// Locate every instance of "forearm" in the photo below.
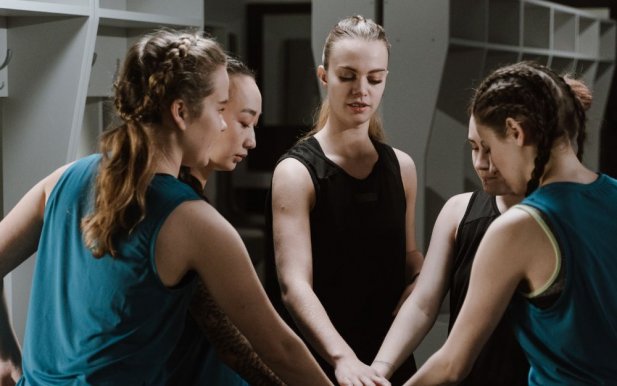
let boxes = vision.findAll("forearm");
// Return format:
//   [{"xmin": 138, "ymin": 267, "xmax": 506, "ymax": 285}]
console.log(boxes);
[
  {"xmin": 282, "ymin": 284, "xmax": 356, "ymax": 366},
  {"xmin": 403, "ymin": 348, "xmax": 464, "ymax": 386},
  {"xmin": 373, "ymin": 297, "xmax": 438, "ymax": 378},
  {"xmin": 189, "ymin": 281, "xmax": 285, "ymax": 386}
]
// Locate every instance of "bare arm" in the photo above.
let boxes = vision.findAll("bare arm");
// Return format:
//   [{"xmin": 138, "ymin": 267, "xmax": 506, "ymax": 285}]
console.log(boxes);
[
  {"xmin": 189, "ymin": 280, "xmax": 284, "ymax": 386},
  {"xmin": 271, "ymin": 158, "xmax": 387, "ymax": 386},
  {"xmin": 155, "ymin": 198, "xmax": 333, "ymax": 386},
  {"xmin": 0, "ymin": 165, "xmax": 68, "ymax": 385},
  {"xmin": 404, "ymin": 209, "xmax": 555, "ymax": 385},
  {"xmin": 372, "ymin": 193, "xmax": 471, "ymax": 378},
  {"xmin": 392, "ymin": 150, "xmax": 425, "ymax": 314}
]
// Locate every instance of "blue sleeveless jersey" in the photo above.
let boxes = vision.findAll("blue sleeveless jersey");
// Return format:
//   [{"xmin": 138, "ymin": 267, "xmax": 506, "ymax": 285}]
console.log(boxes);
[
  {"xmin": 510, "ymin": 174, "xmax": 617, "ymax": 385},
  {"xmin": 18, "ymin": 154, "xmax": 201, "ymax": 386}
]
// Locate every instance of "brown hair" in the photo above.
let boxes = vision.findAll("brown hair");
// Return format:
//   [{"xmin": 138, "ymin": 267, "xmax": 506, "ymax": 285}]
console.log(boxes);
[
  {"xmin": 303, "ymin": 15, "xmax": 390, "ymax": 142},
  {"xmin": 226, "ymin": 55, "xmax": 255, "ymax": 79},
  {"xmin": 82, "ymin": 29, "xmax": 226, "ymax": 257},
  {"xmin": 470, "ymin": 61, "xmax": 589, "ymax": 196}
]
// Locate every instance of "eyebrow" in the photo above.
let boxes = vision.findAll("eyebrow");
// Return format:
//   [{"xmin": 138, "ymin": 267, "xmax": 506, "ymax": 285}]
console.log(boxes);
[{"xmin": 337, "ymin": 66, "xmax": 387, "ymax": 74}]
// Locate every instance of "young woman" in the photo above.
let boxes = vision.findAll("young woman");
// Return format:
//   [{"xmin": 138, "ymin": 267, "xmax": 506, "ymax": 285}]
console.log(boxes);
[
  {"xmin": 405, "ymin": 61, "xmax": 617, "ymax": 385},
  {"xmin": 0, "ymin": 30, "xmax": 331, "ymax": 386},
  {"xmin": 371, "ymin": 76, "xmax": 592, "ymax": 386},
  {"xmin": 371, "ymin": 115, "xmax": 528, "ymax": 385},
  {"xmin": 166, "ymin": 57, "xmax": 282, "ymax": 386},
  {"xmin": 266, "ymin": 15, "xmax": 422, "ymax": 386}
]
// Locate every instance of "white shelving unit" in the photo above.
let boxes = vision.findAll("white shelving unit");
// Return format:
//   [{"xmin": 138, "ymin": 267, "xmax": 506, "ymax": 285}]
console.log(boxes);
[
  {"xmin": 390, "ymin": 0, "xmax": 615, "ymax": 247},
  {"xmin": 1, "ymin": 0, "xmax": 203, "ymax": 343}
]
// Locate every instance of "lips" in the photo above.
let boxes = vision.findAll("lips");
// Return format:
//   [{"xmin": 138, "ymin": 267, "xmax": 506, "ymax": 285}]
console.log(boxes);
[{"xmin": 348, "ymin": 102, "xmax": 368, "ymax": 108}]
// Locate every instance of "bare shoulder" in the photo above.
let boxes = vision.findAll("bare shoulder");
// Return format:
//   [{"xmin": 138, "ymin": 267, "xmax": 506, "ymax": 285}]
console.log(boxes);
[
  {"xmin": 442, "ymin": 192, "xmax": 474, "ymax": 223},
  {"xmin": 272, "ymin": 158, "xmax": 314, "ymax": 205},
  {"xmin": 157, "ymin": 199, "xmax": 245, "ymax": 270},
  {"xmin": 480, "ymin": 205, "xmax": 546, "ymax": 263},
  {"xmin": 42, "ymin": 162, "xmax": 75, "ymax": 204},
  {"xmin": 273, "ymin": 158, "xmax": 312, "ymax": 185},
  {"xmin": 392, "ymin": 147, "xmax": 416, "ymax": 173},
  {"xmin": 392, "ymin": 148, "xmax": 417, "ymax": 197},
  {"xmin": 487, "ymin": 205, "xmax": 539, "ymax": 240},
  {"xmin": 171, "ymin": 199, "xmax": 235, "ymax": 235}
]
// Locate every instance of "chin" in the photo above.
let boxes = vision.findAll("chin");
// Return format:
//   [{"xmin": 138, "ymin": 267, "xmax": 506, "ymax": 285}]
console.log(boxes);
[
  {"xmin": 483, "ymin": 182, "xmax": 510, "ymax": 196},
  {"xmin": 223, "ymin": 162, "xmax": 237, "ymax": 172}
]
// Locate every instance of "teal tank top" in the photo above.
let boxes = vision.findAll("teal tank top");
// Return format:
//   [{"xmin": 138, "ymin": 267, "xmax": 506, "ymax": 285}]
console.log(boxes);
[
  {"xmin": 19, "ymin": 154, "xmax": 202, "ymax": 385},
  {"xmin": 510, "ymin": 174, "xmax": 617, "ymax": 385}
]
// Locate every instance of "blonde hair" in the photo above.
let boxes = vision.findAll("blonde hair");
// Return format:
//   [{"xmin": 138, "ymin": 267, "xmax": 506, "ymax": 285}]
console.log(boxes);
[
  {"xmin": 81, "ymin": 29, "xmax": 226, "ymax": 257},
  {"xmin": 303, "ymin": 15, "xmax": 390, "ymax": 142}
]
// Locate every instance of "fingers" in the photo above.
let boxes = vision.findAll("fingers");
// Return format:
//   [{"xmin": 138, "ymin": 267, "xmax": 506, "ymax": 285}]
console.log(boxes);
[
  {"xmin": 338, "ymin": 373, "xmax": 390, "ymax": 386},
  {"xmin": 370, "ymin": 374, "xmax": 391, "ymax": 386}
]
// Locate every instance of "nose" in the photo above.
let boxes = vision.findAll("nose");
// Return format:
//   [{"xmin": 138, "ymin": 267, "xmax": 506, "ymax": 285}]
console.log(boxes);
[
  {"xmin": 488, "ymin": 156, "xmax": 498, "ymax": 175},
  {"xmin": 352, "ymin": 76, "xmax": 368, "ymax": 96},
  {"xmin": 244, "ymin": 127, "xmax": 256, "ymax": 150},
  {"xmin": 474, "ymin": 149, "xmax": 489, "ymax": 171},
  {"xmin": 220, "ymin": 116, "xmax": 228, "ymax": 132}
]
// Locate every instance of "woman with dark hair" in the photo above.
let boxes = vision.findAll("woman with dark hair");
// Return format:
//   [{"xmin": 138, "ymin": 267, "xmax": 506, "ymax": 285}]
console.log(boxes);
[
  {"xmin": 404, "ymin": 61, "xmax": 617, "ymax": 385},
  {"xmin": 167, "ymin": 56, "xmax": 285, "ymax": 386},
  {"xmin": 371, "ymin": 75, "xmax": 592, "ymax": 386}
]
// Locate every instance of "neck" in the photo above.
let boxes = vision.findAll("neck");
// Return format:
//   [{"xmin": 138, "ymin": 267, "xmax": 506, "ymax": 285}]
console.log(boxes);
[
  {"xmin": 148, "ymin": 123, "xmax": 182, "ymax": 176},
  {"xmin": 192, "ymin": 165, "xmax": 213, "ymax": 189},
  {"xmin": 317, "ymin": 120, "xmax": 373, "ymax": 156},
  {"xmin": 495, "ymin": 194, "xmax": 523, "ymax": 213},
  {"xmin": 539, "ymin": 144, "xmax": 595, "ymax": 186}
]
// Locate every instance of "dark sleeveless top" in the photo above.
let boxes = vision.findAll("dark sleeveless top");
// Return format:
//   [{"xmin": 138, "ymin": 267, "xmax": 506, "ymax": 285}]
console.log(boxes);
[
  {"xmin": 265, "ymin": 136, "xmax": 415, "ymax": 383},
  {"xmin": 449, "ymin": 190, "xmax": 529, "ymax": 386}
]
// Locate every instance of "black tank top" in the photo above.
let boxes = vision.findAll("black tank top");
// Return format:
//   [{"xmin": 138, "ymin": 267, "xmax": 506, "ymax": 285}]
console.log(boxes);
[
  {"xmin": 450, "ymin": 190, "xmax": 529, "ymax": 385},
  {"xmin": 265, "ymin": 136, "xmax": 415, "ymax": 383}
]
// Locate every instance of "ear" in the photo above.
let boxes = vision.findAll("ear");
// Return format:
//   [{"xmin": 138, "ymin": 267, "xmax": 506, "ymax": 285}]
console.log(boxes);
[
  {"xmin": 505, "ymin": 117, "xmax": 525, "ymax": 146},
  {"xmin": 317, "ymin": 65, "xmax": 327, "ymax": 86},
  {"xmin": 170, "ymin": 99, "xmax": 188, "ymax": 131}
]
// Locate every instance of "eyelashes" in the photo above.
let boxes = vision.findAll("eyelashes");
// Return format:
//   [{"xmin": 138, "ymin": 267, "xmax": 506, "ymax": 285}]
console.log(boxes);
[{"xmin": 337, "ymin": 75, "xmax": 383, "ymax": 85}]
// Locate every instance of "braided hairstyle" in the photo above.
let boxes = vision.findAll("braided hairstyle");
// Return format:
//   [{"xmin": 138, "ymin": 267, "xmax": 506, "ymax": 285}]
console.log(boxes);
[
  {"xmin": 470, "ymin": 61, "xmax": 588, "ymax": 196},
  {"xmin": 304, "ymin": 15, "xmax": 390, "ymax": 142},
  {"xmin": 82, "ymin": 29, "xmax": 226, "ymax": 257}
]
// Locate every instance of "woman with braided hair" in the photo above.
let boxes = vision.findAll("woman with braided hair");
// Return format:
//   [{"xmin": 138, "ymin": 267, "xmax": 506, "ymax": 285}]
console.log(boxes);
[
  {"xmin": 0, "ymin": 29, "xmax": 332, "ymax": 386},
  {"xmin": 400, "ymin": 61, "xmax": 617, "ymax": 385}
]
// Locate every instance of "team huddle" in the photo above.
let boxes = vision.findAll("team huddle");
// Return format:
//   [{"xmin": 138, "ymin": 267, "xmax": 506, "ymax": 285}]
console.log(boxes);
[{"xmin": 1, "ymin": 15, "xmax": 616, "ymax": 386}]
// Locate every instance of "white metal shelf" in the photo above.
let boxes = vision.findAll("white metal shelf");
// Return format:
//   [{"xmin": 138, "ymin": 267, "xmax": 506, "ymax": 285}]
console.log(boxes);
[{"xmin": 98, "ymin": 8, "xmax": 201, "ymax": 29}]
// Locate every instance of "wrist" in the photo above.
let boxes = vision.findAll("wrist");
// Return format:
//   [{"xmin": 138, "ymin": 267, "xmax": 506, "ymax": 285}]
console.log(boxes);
[
  {"xmin": 371, "ymin": 359, "xmax": 393, "ymax": 377},
  {"xmin": 331, "ymin": 350, "xmax": 358, "ymax": 366}
]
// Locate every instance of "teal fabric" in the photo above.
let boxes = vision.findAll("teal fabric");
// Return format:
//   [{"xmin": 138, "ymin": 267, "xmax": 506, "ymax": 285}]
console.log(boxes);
[
  {"xmin": 18, "ymin": 154, "xmax": 201, "ymax": 386},
  {"xmin": 511, "ymin": 174, "xmax": 617, "ymax": 385}
]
